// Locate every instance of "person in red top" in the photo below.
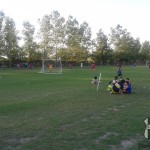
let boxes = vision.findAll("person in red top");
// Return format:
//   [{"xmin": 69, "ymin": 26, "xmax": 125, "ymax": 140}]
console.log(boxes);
[{"xmin": 91, "ymin": 63, "xmax": 96, "ymax": 70}]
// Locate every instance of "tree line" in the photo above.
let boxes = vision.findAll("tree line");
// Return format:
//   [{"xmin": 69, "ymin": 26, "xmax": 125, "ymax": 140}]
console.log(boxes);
[{"xmin": 0, "ymin": 10, "xmax": 150, "ymax": 66}]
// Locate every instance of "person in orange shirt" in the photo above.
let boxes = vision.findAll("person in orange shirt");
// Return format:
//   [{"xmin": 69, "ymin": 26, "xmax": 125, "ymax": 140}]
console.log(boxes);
[{"xmin": 48, "ymin": 64, "xmax": 53, "ymax": 71}]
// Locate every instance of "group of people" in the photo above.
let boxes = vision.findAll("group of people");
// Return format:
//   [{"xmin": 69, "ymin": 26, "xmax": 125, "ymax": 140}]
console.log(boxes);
[
  {"xmin": 91, "ymin": 75, "xmax": 132, "ymax": 94},
  {"xmin": 108, "ymin": 65, "xmax": 131, "ymax": 94},
  {"xmin": 107, "ymin": 76, "xmax": 132, "ymax": 94},
  {"xmin": 91, "ymin": 65, "xmax": 132, "ymax": 94}
]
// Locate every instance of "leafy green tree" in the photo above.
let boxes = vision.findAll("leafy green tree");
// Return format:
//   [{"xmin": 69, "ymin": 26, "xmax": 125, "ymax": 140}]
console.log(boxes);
[
  {"xmin": 0, "ymin": 11, "xmax": 5, "ymax": 56},
  {"xmin": 110, "ymin": 24, "xmax": 141, "ymax": 64},
  {"xmin": 57, "ymin": 47, "xmax": 89, "ymax": 64},
  {"xmin": 65, "ymin": 16, "xmax": 90, "ymax": 63},
  {"xmin": 3, "ymin": 17, "xmax": 20, "ymax": 61},
  {"xmin": 69, "ymin": 48, "xmax": 89, "ymax": 63},
  {"xmin": 38, "ymin": 15, "xmax": 51, "ymax": 58},
  {"xmin": 128, "ymin": 38, "xmax": 141, "ymax": 63},
  {"xmin": 79, "ymin": 21, "xmax": 92, "ymax": 50},
  {"xmin": 22, "ymin": 21, "xmax": 38, "ymax": 61},
  {"xmin": 110, "ymin": 25, "xmax": 131, "ymax": 52},
  {"xmin": 141, "ymin": 41, "xmax": 150, "ymax": 59},
  {"xmin": 57, "ymin": 48, "xmax": 71, "ymax": 64},
  {"xmin": 141, "ymin": 41, "xmax": 150, "ymax": 54},
  {"xmin": 93, "ymin": 29, "xmax": 110, "ymax": 64},
  {"xmin": 65, "ymin": 15, "xmax": 80, "ymax": 49},
  {"xmin": 38, "ymin": 11, "xmax": 65, "ymax": 58},
  {"xmin": 49, "ymin": 11, "xmax": 65, "ymax": 57}
]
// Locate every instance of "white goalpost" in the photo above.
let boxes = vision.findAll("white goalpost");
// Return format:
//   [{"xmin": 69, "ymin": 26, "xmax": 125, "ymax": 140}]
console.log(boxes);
[
  {"xmin": 39, "ymin": 58, "xmax": 62, "ymax": 74},
  {"xmin": 146, "ymin": 61, "xmax": 150, "ymax": 67}
]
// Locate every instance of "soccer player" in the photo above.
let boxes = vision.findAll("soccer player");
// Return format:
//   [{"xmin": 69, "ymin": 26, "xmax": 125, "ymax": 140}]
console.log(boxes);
[
  {"xmin": 117, "ymin": 66, "xmax": 122, "ymax": 79},
  {"xmin": 91, "ymin": 63, "xmax": 96, "ymax": 71}
]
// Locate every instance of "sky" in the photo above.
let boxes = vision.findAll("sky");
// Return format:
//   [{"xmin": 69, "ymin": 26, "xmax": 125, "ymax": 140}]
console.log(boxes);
[{"xmin": 0, "ymin": 0, "xmax": 150, "ymax": 42}]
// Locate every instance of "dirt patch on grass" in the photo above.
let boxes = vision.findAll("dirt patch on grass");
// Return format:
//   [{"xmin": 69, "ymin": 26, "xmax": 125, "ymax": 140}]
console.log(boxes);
[
  {"xmin": 58, "ymin": 124, "xmax": 72, "ymax": 132},
  {"xmin": 119, "ymin": 105, "xmax": 125, "ymax": 108},
  {"xmin": 100, "ymin": 110, "xmax": 108, "ymax": 116},
  {"xmin": 110, "ymin": 138, "xmax": 138, "ymax": 150},
  {"xmin": 6, "ymin": 136, "xmax": 38, "ymax": 145},
  {"xmin": 108, "ymin": 107, "xmax": 119, "ymax": 112},
  {"xmin": 20, "ymin": 137, "xmax": 38, "ymax": 144},
  {"xmin": 121, "ymin": 139, "xmax": 136, "ymax": 149},
  {"xmin": 95, "ymin": 132, "xmax": 118, "ymax": 144},
  {"xmin": 108, "ymin": 105, "xmax": 127, "ymax": 112},
  {"xmin": 110, "ymin": 134, "xmax": 144, "ymax": 150},
  {"xmin": 4, "ymin": 136, "xmax": 38, "ymax": 150}
]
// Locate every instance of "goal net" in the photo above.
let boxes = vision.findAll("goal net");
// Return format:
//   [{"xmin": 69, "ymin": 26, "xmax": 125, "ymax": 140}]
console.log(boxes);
[
  {"xmin": 146, "ymin": 61, "xmax": 150, "ymax": 67},
  {"xmin": 39, "ymin": 58, "xmax": 62, "ymax": 74}
]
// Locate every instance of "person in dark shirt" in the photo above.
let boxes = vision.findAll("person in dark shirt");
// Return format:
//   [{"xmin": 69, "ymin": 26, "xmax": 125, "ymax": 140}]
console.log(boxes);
[
  {"xmin": 123, "ymin": 81, "xmax": 132, "ymax": 94},
  {"xmin": 117, "ymin": 66, "xmax": 122, "ymax": 79},
  {"xmin": 111, "ymin": 79, "xmax": 125, "ymax": 94}
]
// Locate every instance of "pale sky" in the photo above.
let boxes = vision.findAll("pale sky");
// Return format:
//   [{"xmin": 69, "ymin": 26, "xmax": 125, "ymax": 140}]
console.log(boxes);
[{"xmin": 0, "ymin": 0, "xmax": 150, "ymax": 42}]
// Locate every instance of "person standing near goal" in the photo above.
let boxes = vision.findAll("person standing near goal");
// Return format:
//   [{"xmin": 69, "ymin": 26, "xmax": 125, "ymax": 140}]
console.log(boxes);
[{"xmin": 48, "ymin": 64, "xmax": 53, "ymax": 72}]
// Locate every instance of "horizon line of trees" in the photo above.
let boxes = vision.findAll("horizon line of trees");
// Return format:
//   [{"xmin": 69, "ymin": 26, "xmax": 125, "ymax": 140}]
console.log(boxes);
[{"xmin": 0, "ymin": 10, "xmax": 150, "ymax": 66}]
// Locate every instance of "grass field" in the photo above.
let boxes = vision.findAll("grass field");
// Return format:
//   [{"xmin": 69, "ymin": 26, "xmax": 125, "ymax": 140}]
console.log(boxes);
[{"xmin": 0, "ymin": 66, "xmax": 150, "ymax": 150}]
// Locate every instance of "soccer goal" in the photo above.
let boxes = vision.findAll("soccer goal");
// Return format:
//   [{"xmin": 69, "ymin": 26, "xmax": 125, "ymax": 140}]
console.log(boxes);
[
  {"xmin": 39, "ymin": 58, "xmax": 62, "ymax": 74},
  {"xmin": 146, "ymin": 61, "xmax": 150, "ymax": 67}
]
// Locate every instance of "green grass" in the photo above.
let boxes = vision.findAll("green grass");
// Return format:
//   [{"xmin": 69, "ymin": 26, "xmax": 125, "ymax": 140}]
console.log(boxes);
[{"xmin": 0, "ymin": 66, "xmax": 150, "ymax": 150}]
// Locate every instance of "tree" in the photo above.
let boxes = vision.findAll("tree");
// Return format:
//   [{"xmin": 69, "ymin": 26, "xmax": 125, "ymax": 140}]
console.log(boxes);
[
  {"xmin": 22, "ymin": 21, "xmax": 38, "ymax": 61},
  {"xmin": 109, "ymin": 24, "xmax": 141, "ymax": 64},
  {"xmin": 57, "ymin": 47, "xmax": 88, "ymax": 64},
  {"xmin": 57, "ymin": 48, "xmax": 71, "ymax": 64},
  {"xmin": 0, "ymin": 11, "xmax": 5, "ymax": 56},
  {"xmin": 65, "ymin": 15, "xmax": 80, "ymax": 49},
  {"xmin": 65, "ymin": 16, "xmax": 90, "ymax": 63},
  {"xmin": 140, "ymin": 41, "xmax": 150, "ymax": 61},
  {"xmin": 141, "ymin": 41, "xmax": 150, "ymax": 55},
  {"xmin": 110, "ymin": 25, "xmax": 131, "ymax": 52},
  {"xmin": 49, "ymin": 11, "xmax": 65, "ymax": 58},
  {"xmin": 93, "ymin": 29, "xmax": 110, "ymax": 64},
  {"xmin": 38, "ymin": 11, "xmax": 65, "ymax": 58},
  {"xmin": 3, "ymin": 17, "xmax": 20, "ymax": 61},
  {"xmin": 128, "ymin": 37, "xmax": 141, "ymax": 63},
  {"xmin": 79, "ymin": 21, "xmax": 92, "ymax": 50},
  {"xmin": 38, "ymin": 15, "xmax": 51, "ymax": 58}
]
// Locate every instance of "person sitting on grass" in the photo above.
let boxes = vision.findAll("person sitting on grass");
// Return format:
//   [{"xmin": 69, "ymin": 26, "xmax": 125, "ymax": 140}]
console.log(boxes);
[
  {"xmin": 111, "ymin": 79, "xmax": 125, "ymax": 94},
  {"xmin": 112, "ymin": 76, "xmax": 119, "ymax": 85},
  {"xmin": 91, "ymin": 76, "xmax": 99, "ymax": 85},
  {"xmin": 126, "ymin": 77, "xmax": 131, "ymax": 85},
  {"xmin": 123, "ymin": 81, "xmax": 132, "ymax": 94},
  {"xmin": 107, "ymin": 81, "xmax": 113, "ymax": 91}
]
